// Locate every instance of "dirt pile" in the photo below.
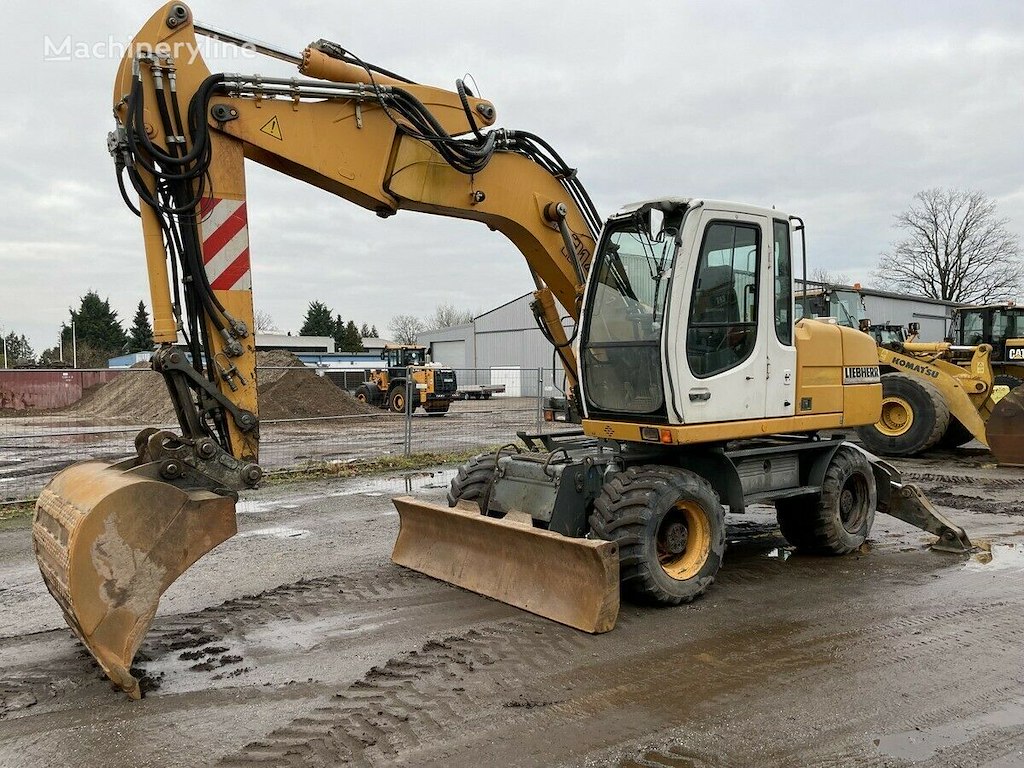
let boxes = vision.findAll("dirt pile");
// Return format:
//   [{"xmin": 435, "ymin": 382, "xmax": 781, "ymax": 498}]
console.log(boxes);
[{"xmin": 67, "ymin": 350, "xmax": 376, "ymax": 423}]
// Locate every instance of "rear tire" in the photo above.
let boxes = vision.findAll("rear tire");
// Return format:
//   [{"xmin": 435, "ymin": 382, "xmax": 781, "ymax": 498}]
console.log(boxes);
[
  {"xmin": 590, "ymin": 466, "xmax": 726, "ymax": 605},
  {"xmin": 855, "ymin": 372, "xmax": 949, "ymax": 456},
  {"xmin": 447, "ymin": 453, "xmax": 498, "ymax": 513},
  {"xmin": 775, "ymin": 446, "xmax": 876, "ymax": 554}
]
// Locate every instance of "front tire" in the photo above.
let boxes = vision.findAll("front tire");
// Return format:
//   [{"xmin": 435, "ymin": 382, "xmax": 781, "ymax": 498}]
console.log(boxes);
[
  {"xmin": 447, "ymin": 453, "xmax": 497, "ymax": 513},
  {"xmin": 856, "ymin": 372, "xmax": 949, "ymax": 456},
  {"xmin": 590, "ymin": 466, "xmax": 726, "ymax": 605},
  {"xmin": 775, "ymin": 446, "xmax": 876, "ymax": 554},
  {"xmin": 354, "ymin": 384, "xmax": 378, "ymax": 407}
]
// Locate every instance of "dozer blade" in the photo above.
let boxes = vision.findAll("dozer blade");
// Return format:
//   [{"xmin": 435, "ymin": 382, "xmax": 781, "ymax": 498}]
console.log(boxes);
[
  {"xmin": 33, "ymin": 460, "xmax": 237, "ymax": 699},
  {"xmin": 391, "ymin": 497, "xmax": 619, "ymax": 633},
  {"xmin": 987, "ymin": 387, "xmax": 1024, "ymax": 467}
]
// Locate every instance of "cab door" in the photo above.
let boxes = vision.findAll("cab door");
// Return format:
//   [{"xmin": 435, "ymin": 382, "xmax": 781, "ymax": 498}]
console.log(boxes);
[
  {"xmin": 673, "ymin": 211, "xmax": 769, "ymax": 423},
  {"xmin": 764, "ymin": 218, "xmax": 797, "ymax": 418}
]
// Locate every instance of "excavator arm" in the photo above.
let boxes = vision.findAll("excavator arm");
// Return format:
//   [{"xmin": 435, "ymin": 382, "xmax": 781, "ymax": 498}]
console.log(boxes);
[{"xmin": 34, "ymin": 2, "xmax": 603, "ymax": 698}]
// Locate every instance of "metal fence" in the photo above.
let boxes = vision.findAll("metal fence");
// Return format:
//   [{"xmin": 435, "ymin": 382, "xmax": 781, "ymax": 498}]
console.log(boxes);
[{"xmin": 0, "ymin": 366, "xmax": 571, "ymax": 503}]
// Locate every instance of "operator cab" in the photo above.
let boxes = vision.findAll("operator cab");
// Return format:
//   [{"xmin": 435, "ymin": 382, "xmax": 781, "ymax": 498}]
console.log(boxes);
[
  {"xmin": 383, "ymin": 345, "xmax": 426, "ymax": 368},
  {"xmin": 579, "ymin": 198, "xmax": 797, "ymax": 426},
  {"xmin": 952, "ymin": 304, "xmax": 1022, "ymax": 360}
]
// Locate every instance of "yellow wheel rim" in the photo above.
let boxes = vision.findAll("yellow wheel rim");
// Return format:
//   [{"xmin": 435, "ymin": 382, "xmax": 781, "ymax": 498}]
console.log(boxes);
[
  {"xmin": 877, "ymin": 396, "xmax": 914, "ymax": 436},
  {"xmin": 657, "ymin": 501, "xmax": 712, "ymax": 581},
  {"xmin": 356, "ymin": 392, "xmax": 367, "ymax": 403},
  {"xmin": 393, "ymin": 393, "xmax": 405, "ymax": 410}
]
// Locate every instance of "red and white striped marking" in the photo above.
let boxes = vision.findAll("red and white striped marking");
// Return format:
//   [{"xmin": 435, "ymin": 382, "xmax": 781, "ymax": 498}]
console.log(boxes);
[{"xmin": 198, "ymin": 197, "xmax": 251, "ymax": 291}]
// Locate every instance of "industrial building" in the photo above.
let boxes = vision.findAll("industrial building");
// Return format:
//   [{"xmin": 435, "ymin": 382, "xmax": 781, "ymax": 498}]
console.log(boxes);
[
  {"xmin": 419, "ymin": 285, "xmax": 963, "ymax": 398},
  {"xmin": 418, "ymin": 294, "xmax": 567, "ymax": 398}
]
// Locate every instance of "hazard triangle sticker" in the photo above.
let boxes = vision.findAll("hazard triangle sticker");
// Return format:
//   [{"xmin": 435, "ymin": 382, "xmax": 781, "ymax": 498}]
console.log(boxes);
[{"xmin": 260, "ymin": 116, "xmax": 283, "ymax": 140}]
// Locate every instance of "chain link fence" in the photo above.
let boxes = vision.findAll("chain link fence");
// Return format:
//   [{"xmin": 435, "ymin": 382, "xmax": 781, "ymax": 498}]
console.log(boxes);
[{"xmin": 0, "ymin": 366, "xmax": 575, "ymax": 503}]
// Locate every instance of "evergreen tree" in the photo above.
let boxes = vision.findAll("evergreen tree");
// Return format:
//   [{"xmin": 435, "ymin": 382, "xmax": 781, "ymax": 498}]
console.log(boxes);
[
  {"xmin": 369, "ymin": 325, "xmax": 379, "ymax": 338},
  {"xmin": 332, "ymin": 314, "xmax": 346, "ymax": 352},
  {"xmin": 343, "ymin": 320, "xmax": 363, "ymax": 351},
  {"xmin": 299, "ymin": 301, "xmax": 335, "ymax": 336},
  {"xmin": 61, "ymin": 291, "xmax": 128, "ymax": 366},
  {"xmin": 3, "ymin": 333, "xmax": 34, "ymax": 366},
  {"xmin": 127, "ymin": 300, "xmax": 154, "ymax": 353},
  {"xmin": 359, "ymin": 322, "xmax": 370, "ymax": 339}
]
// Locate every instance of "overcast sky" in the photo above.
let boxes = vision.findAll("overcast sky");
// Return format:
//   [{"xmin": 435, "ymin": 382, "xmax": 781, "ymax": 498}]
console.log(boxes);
[{"xmin": 3, "ymin": 1, "xmax": 1023, "ymax": 353}]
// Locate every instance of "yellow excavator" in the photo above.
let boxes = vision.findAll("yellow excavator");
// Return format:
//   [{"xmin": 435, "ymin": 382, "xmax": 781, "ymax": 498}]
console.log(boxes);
[{"xmin": 35, "ymin": 3, "xmax": 990, "ymax": 699}]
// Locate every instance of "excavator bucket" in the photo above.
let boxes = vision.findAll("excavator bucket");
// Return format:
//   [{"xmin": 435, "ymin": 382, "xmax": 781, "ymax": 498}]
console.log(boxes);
[
  {"xmin": 987, "ymin": 386, "xmax": 1024, "ymax": 467},
  {"xmin": 391, "ymin": 497, "xmax": 619, "ymax": 633},
  {"xmin": 33, "ymin": 459, "xmax": 237, "ymax": 699}
]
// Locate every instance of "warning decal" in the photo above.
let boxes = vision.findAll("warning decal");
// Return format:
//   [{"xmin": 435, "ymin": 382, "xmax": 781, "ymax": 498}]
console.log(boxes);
[
  {"xmin": 198, "ymin": 197, "xmax": 251, "ymax": 291},
  {"xmin": 260, "ymin": 116, "xmax": 283, "ymax": 140}
]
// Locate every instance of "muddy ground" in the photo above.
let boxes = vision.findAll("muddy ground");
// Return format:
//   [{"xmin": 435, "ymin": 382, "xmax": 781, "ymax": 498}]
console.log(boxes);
[{"xmin": 1, "ymin": 449, "xmax": 1023, "ymax": 767}]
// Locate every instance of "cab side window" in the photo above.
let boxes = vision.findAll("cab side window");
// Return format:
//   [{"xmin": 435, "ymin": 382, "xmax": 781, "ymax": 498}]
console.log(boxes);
[
  {"xmin": 686, "ymin": 222, "xmax": 760, "ymax": 377},
  {"xmin": 773, "ymin": 220, "xmax": 793, "ymax": 345}
]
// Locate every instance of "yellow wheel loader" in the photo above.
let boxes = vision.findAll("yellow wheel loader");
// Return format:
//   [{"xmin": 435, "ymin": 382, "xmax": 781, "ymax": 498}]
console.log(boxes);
[
  {"xmin": 854, "ymin": 339, "xmax": 1024, "ymax": 465},
  {"xmin": 35, "ymin": 3, "xmax": 980, "ymax": 699},
  {"xmin": 354, "ymin": 345, "xmax": 458, "ymax": 414}
]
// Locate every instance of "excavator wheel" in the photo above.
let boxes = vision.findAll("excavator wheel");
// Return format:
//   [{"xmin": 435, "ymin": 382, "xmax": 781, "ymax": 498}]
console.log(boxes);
[
  {"xmin": 856, "ymin": 373, "xmax": 949, "ymax": 456},
  {"xmin": 590, "ymin": 465, "xmax": 725, "ymax": 605},
  {"xmin": 775, "ymin": 446, "xmax": 876, "ymax": 554},
  {"xmin": 987, "ymin": 386, "xmax": 1024, "ymax": 467},
  {"xmin": 446, "ymin": 453, "xmax": 498, "ymax": 513}
]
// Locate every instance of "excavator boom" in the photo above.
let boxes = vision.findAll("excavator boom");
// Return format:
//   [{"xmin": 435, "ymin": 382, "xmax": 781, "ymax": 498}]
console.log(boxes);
[{"xmin": 35, "ymin": 2, "xmax": 608, "ymax": 697}]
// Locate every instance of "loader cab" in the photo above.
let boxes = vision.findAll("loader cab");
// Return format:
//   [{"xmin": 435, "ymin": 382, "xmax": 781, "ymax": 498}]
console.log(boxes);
[
  {"xmin": 383, "ymin": 345, "xmax": 426, "ymax": 371},
  {"xmin": 951, "ymin": 304, "xmax": 1022, "ymax": 360},
  {"xmin": 579, "ymin": 199, "xmax": 797, "ymax": 426}
]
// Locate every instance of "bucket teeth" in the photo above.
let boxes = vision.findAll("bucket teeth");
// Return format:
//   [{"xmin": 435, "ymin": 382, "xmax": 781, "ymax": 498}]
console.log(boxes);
[{"xmin": 33, "ymin": 460, "xmax": 237, "ymax": 699}]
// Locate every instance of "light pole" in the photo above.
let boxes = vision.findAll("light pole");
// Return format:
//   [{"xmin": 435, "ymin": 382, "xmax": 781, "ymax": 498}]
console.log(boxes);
[
  {"xmin": 1, "ymin": 334, "xmax": 6, "ymax": 369},
  {"xmin": 72, "ymin": 318, "xmax": 78, "ymax": 368}
]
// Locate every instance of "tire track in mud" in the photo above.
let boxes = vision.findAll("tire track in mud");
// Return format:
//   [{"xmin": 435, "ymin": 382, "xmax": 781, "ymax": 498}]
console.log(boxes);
[
  {"xmin": 611, "ymin": 591, "xmax": 1024, "ymax": 768},
  {"xmin": 216, "ymin": 580, "xmax": 1024, "ymax": 768},
  {"xmin": 218, "ymin": 619, "xmax": 588, "ymax": 767},
  {"xmin": 902, "ymin": 471, "xmax": 1024, "ymax": 489},
  {"xmin": 0, "ymin": 567, "xmax": 439, "ymax": 717}
]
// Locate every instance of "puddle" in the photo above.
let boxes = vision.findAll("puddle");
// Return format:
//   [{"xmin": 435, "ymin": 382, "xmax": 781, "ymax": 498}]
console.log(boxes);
[
  {"xmin": 237, "ymin": 526, "xmax": 309, "ymax": 539},
  {"xmin": 874, "ymin": 697, "xmax": 1024, "ymax": 762},
  {"xmin": 964, "ymin": 543, "xmax": 1024, "ymax": 571}
]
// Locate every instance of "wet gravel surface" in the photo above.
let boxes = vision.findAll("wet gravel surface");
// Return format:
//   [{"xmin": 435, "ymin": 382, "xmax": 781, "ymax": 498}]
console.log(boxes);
[{"xmin": 0, "ymin": 450, "xmax": 1022, "ymax": 767}]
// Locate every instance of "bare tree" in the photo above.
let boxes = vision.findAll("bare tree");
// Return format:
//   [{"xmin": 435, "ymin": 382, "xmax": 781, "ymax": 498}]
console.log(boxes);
[
  {"xmin": 253, "ymin": 309, "xmax": 277, "ymax": 333},
  {"xmin": 809, "ymin": 268, "xmax": 851, "ymax": 287},
  {"xmin": 388, "ymin": 314, "xmax": 425, "ymax": 344},
  {"xmin": 425, "ymin": 303, "xmax": 474, "ymax": 330},
  {"xmin": 876, "ymin": 188, "xmax": 1023, "ymax": 303}
]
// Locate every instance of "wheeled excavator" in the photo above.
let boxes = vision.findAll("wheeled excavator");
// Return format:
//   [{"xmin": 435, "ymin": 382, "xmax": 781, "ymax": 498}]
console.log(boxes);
[{"xmin": 34, "ymin": 3, "xmax": 991, "ymax": 700}]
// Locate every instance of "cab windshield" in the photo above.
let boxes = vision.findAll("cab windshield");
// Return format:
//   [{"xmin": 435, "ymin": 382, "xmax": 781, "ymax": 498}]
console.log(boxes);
[{"xmin": 582, "ymin": 209, "xmax": 680, "ymax": 417}]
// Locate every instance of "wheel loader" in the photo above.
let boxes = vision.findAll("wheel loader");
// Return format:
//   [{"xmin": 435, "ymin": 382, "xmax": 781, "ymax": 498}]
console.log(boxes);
[
  {"xmin": 353, "ymin": 345, "xmax": 457, "ymax": 414},
  {"xmin": 34, "ymin": 3, "xmax": 990, "ymax": 700}
]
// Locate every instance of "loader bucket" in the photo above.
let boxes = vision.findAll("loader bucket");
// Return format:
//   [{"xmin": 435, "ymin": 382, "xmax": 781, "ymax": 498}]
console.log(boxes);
[
  {"xmin": 33, "ymin": 460, "xmax": 237, "ymax": 699},
  {"xmin": 987, "ymin": 386, "xmax": 1024, "ymax": 467},
  {"xmin": 392, "ymin": 497, "xmax": 619, "ymax": 633}
]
